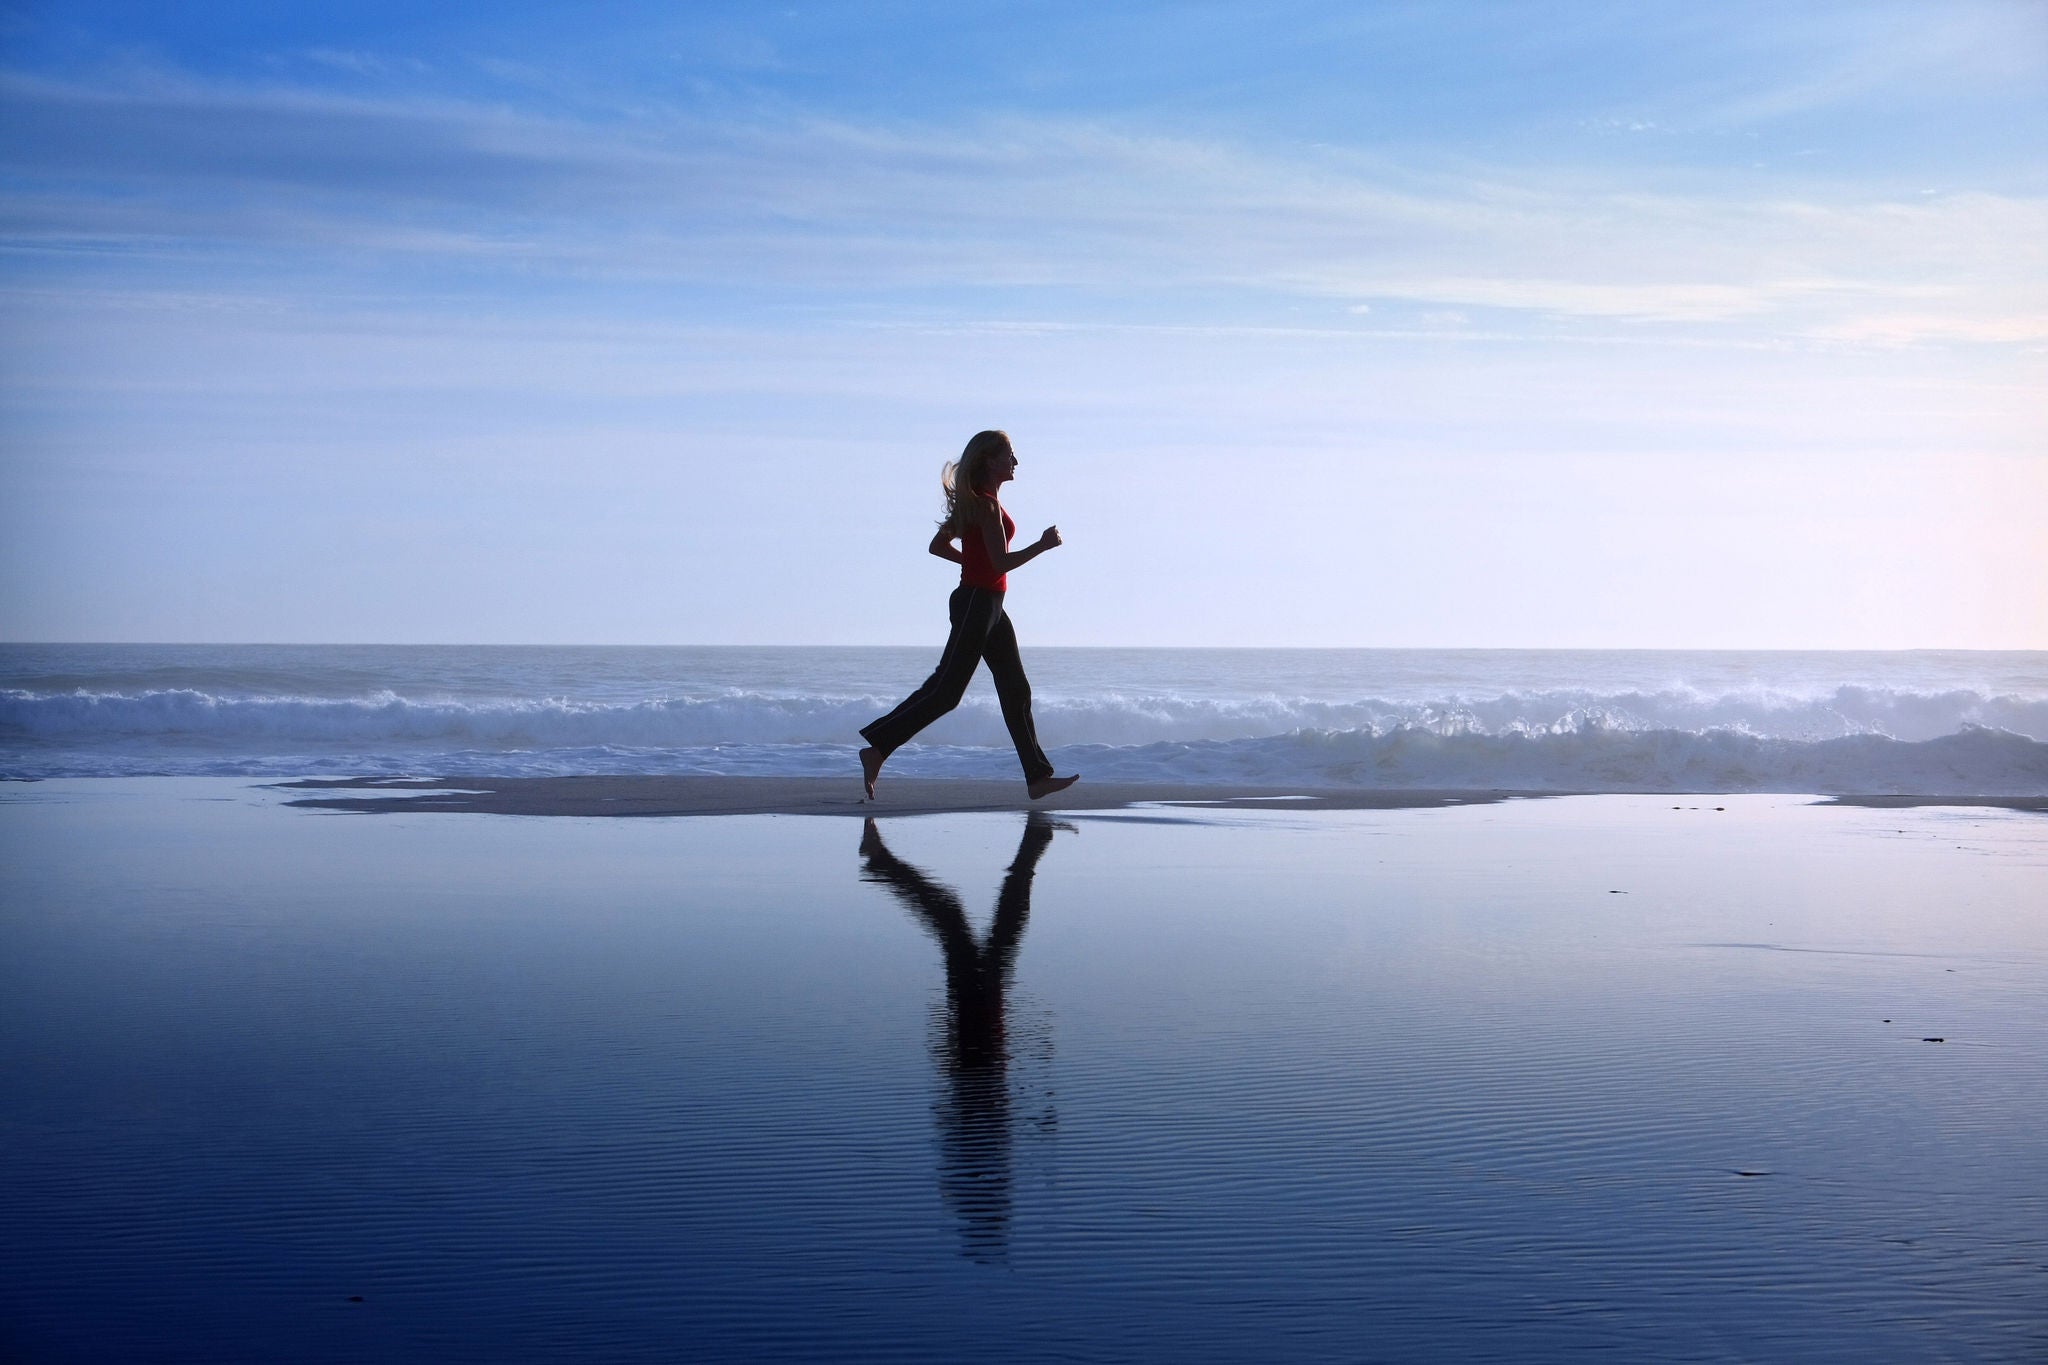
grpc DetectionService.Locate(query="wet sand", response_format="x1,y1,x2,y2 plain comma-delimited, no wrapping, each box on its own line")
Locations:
4,780,2045,1362
276,774,1557,817
276,775,2048,819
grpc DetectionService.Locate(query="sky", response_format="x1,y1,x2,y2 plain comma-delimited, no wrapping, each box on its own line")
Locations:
2,0,2044,648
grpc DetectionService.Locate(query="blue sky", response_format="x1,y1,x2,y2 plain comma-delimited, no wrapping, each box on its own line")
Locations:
3,1,2044,646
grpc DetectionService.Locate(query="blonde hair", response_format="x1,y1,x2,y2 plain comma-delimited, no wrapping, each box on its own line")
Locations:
939,429,1012,532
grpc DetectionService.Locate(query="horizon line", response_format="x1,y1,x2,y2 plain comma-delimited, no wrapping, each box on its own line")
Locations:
5,641,2045,654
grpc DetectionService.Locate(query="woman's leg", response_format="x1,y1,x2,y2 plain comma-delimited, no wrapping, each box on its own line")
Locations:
861,587,1002,762
977,605,1056,784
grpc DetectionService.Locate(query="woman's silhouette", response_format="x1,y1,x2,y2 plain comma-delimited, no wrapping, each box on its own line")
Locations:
859,813,1065,1262
860,430,1079,801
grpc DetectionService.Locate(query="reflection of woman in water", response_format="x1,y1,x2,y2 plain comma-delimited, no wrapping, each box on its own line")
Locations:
860,430,1079,802
859,813,1063,1263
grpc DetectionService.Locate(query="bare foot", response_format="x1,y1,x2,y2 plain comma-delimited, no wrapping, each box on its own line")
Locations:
1027,774,1079,801
860,746,884,800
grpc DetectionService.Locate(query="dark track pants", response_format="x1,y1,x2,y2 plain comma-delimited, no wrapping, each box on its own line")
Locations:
861,585,1055,783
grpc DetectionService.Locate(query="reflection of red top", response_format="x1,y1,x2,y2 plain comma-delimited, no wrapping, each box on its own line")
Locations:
959,494,1015,591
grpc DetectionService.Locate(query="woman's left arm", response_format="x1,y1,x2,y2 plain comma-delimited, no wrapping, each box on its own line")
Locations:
993,523,1061,574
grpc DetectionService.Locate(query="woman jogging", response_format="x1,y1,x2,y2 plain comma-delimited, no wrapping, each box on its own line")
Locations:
860,430,1079,802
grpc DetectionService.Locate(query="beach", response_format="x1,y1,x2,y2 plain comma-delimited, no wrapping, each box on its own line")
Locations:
5,646,2045,1358
275,773,2048,818
10,0,2046,1357
276,774,1563,817
4,777,2044,1362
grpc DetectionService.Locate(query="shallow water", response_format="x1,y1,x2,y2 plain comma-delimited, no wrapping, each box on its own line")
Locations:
3,782,2045,1362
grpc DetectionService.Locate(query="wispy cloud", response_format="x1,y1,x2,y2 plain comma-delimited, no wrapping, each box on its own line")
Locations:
1695,2,2048,128
2,68,2043,346
301,49,431,79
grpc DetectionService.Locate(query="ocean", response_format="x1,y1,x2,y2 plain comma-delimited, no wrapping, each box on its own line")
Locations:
3,644,2046,794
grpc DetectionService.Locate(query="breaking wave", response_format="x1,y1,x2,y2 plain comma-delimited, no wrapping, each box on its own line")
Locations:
5,684,2044,794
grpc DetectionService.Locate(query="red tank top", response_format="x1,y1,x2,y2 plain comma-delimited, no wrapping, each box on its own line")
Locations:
959,496,1015,591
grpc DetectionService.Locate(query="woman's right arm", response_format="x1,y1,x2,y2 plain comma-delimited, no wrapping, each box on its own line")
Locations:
928,526,964,565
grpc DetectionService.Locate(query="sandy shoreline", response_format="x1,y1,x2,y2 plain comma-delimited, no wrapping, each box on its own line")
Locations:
276,775,1550,817
272,775,2048,817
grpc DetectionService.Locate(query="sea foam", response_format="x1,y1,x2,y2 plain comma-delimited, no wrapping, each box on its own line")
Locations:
5,681,2045,793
